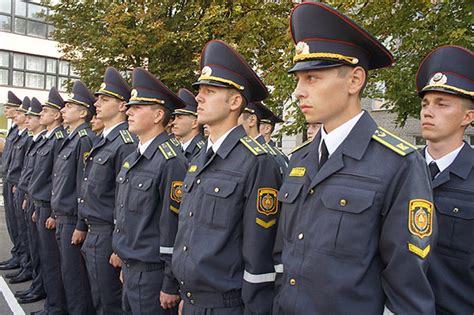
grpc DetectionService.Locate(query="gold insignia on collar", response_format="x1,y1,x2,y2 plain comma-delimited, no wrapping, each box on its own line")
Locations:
130,89,138,98
295,41,310,55
201,66,212,76
100,82,106,90
408,199,433,239
123,161,130,169
188,165,197,172
429,72,447,85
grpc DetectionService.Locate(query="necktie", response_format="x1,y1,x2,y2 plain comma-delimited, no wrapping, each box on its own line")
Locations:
429,161,440,180
319,140,329,169
205,148,215,163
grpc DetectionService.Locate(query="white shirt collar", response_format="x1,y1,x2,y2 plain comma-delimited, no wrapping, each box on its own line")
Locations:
32,130,45,141
425,143,465,173
320,111,364,158
181,138,193,151
18,128,27,136
102,121,125,139
206,126,238,153
138,136,156,155
45,125,61,139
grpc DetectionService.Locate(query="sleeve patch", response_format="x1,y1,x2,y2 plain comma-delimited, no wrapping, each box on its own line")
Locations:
119,130,134,144
78,129,88,137
408,199,433,239
158,142,177,160
240,136,267,156
408,243,431,259
289,139,312,154
372,126,417,156
256,218,276,229
55,130,64,140
257,188,278,216
170,181,183,203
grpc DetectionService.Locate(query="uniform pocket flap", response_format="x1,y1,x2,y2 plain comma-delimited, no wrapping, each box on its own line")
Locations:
131,176,153,191
59,150,72,160
322,186,375,214
37,149,49,156
93,154,110,165
436,196,474,219
203,178,237,198
278,183,303,203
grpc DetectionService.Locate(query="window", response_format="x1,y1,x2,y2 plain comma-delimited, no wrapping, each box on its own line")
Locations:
0,0,53,39
0,50,79,90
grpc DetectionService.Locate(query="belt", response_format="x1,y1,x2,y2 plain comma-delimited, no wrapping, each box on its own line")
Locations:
181,289,243,308
84,220,114,234
56,215,77,224
122,259,164,272
33,200,51,208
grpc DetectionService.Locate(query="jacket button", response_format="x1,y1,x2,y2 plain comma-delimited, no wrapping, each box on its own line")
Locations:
120,204,124,208
309,189,314,194
186,292,192,298
284,193,289,198
84,177,87,181
190,299,195,305
98,158,102,162
452,207,459,213
116,228,120,233
289,278,296,286
184,184,188,188
189,212,193,217
298,233,304,240
339,199,347,207
180,281,184,285
196,179,201,184
183,246,187,251
80,199,84,203
89,157,93,160
119,177,123,181
53,173,57,177
138,183,143,188
214,187,219,193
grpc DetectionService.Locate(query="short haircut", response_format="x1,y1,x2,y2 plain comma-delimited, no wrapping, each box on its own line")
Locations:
337,65,367,97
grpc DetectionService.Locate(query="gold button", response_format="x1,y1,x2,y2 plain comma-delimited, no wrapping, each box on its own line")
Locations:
196,179,201,184
186,292,192,298
309,189,314,194
214,187,220,193
289,278,296,286
284,193,289,198
339,199,347,207
298,233,304,240
453,207,459,214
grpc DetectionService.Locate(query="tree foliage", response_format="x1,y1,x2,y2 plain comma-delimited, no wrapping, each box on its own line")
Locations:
45,0,472,134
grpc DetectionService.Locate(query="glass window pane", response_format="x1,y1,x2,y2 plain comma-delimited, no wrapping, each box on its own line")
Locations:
46,59,56,73
25,72,44,89
15,0,26,16
46,75,56,89
13,71,24,87
14,18,26,34
0,69,8,85
0,1,11,14
47,24,55,38
27,20,47,38
25,55,45,72
0,15,10,31
13,54,24,69
0,51,9,67
59,76,69,92
59,61,69,76
70,64,79,77
27,3,46,21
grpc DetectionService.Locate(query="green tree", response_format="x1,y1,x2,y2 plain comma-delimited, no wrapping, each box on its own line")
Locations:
46,0,471,134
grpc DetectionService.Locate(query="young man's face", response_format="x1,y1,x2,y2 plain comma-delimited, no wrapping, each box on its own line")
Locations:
306,123,322,141
195,85,237,126
238,112,255,135
293,67,350,125
25,115,41,132
94,94,124,122
420,91,474,143
14,111,26,126
4,105,16,119
172,114,196,138
61,102,86,125
40,106,60,126
126,104,161,136
90,115,105,133
259,122,272,136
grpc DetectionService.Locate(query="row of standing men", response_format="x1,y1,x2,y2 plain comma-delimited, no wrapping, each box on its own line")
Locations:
0,2,473,315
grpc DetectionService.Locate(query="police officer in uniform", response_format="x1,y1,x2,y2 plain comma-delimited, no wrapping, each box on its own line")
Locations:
0,91,22,270
80,67,136,315
273,3,436,314
259,112,289,165
6,97,33,284
15,97,47,303
52,80,97,315
112,67,188,315
416,45,474,315
172,40,282,314
29,87,68,315
172,88,205,162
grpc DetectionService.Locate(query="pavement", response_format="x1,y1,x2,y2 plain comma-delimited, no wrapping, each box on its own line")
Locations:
0,182,44,315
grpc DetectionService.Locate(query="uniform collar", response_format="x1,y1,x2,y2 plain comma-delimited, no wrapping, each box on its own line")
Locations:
46,125,62,139
426,142,473,180
181,138,193,152
425,143,464,174
68,122,89,139
320,111,364,157
102,121,126,139
139,131,170,159
255,134,266,145
18,128,27,136
206,125,239,155
33,129,47,141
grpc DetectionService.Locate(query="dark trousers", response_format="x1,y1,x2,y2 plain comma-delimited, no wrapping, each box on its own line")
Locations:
122,263,176,315
35,202,67,315
82,226,122,315
13,188,30,269
3,181,19,260
56,218,95,315
182,303,244,315
24,200,44,294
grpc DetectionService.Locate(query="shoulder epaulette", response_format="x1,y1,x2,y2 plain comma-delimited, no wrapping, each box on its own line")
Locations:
78,129,88,138
372,126,417,156
159,141,177,160
119,130,134,144
273,145,287,157
289,139,312,154
196,139,205,149
55,130,64,140
240,136,267,156
263,143,277,156
169,137,180,147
